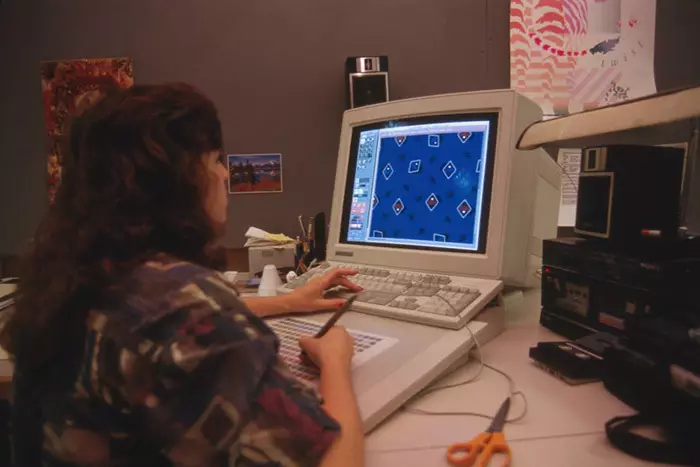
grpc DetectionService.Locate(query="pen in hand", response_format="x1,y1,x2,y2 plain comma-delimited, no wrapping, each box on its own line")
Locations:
300,294,359,363
313,294,358,338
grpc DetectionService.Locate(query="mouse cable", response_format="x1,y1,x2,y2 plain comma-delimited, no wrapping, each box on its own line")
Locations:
402,295,529,424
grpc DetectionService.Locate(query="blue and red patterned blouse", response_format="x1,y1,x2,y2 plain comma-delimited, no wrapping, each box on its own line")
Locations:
34,255,340,466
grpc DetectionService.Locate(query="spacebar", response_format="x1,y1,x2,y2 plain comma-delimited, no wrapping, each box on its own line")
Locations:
356,291,397,306
326,290,394,305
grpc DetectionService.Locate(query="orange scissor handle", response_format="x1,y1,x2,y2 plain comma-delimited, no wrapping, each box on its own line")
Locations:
447,432,512,467
478,432,511,467
446,432,491,466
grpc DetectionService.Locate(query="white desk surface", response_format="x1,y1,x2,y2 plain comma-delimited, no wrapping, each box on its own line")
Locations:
0,285,662,465
367,433,660,467
364,290,660,466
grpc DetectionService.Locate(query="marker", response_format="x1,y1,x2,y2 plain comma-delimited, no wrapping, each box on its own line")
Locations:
298,215,307,238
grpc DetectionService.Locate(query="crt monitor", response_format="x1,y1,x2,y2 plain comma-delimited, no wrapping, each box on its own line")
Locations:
340,114,498,254
327,89,561,286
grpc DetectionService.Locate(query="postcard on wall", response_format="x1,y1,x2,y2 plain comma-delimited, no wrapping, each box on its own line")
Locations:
228,153,283,194
40,57,134,203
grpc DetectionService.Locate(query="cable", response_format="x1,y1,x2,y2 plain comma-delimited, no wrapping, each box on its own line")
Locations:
400,301,529,424
312,270,530,423
411,295,484,398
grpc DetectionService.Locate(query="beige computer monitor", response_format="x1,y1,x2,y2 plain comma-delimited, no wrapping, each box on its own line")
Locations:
327,89,560,287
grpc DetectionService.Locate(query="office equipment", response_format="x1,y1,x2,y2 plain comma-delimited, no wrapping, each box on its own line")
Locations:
286,262,499,329
446,397,512,466
528,332,618,385
268,306,502,432
601,339,700,466
540,237,700,339
325,89,560,289
345,56,389,109
248,244,296,275
278,89,554,431
517,86,700,239
270,316,397,382
312,211,327,261
575,145,685,242
284,89,560,314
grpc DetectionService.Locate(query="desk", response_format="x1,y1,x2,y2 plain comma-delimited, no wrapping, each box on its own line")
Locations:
364,290,662,466
0,285,661,465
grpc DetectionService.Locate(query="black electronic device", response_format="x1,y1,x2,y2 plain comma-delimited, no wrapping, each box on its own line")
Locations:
540,237,700,339
601,341,700,465
530,342,597,385
345,56,389,109
312,212,327,262
575,145,685,243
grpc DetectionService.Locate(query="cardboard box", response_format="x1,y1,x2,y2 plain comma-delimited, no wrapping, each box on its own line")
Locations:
248,244,296,274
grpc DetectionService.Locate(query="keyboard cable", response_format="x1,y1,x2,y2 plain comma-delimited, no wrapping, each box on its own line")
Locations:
401,294,529,424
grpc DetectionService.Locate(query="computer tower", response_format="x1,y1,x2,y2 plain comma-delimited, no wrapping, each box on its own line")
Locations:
575,145,685,243
345,56,389,109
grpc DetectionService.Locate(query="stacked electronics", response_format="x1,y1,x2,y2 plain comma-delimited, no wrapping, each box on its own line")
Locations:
540,144,699,338
539,144,700,465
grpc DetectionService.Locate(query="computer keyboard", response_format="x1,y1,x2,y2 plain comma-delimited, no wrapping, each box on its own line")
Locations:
279,262,503,329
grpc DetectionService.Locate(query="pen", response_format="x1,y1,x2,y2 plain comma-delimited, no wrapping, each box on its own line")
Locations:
313,294,359,338
300,295,358,365
298,215,307,238
299,294,357,365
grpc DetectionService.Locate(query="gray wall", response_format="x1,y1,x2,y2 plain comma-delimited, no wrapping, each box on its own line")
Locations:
0,0,699,255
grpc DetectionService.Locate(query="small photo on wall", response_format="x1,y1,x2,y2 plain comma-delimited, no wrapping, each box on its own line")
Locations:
228,153,283,194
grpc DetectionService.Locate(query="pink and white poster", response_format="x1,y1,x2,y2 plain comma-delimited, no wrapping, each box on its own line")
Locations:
510,0,657,117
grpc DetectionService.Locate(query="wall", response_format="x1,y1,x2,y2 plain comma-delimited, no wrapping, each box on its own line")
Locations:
0,0,699,255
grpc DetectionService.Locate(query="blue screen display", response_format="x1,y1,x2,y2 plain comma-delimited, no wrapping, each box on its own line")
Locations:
340,114,498,253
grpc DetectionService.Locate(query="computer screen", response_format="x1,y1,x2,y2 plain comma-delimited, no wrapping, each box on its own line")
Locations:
340,113,499,253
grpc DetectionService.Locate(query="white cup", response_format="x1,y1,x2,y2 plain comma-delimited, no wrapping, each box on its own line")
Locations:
259,264,283,297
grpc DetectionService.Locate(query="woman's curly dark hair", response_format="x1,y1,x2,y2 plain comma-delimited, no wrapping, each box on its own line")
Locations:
2,83,224,377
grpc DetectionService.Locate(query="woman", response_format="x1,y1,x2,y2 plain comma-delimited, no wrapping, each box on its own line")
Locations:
2,83,365,466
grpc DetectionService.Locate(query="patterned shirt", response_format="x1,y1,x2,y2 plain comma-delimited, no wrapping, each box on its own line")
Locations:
34,255,340,466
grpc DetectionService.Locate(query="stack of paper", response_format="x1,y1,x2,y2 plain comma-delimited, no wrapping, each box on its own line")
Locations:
0,282,17,361
244,227,296,248
0,283,16,312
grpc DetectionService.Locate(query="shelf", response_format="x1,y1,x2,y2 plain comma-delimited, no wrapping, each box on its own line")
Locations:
516,86,700,157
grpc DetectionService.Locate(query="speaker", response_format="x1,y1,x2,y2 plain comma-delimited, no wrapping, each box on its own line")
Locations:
574,145,685,243
345,56,389,109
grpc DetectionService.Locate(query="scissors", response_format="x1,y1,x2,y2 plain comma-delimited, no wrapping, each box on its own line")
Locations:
446,397,512,467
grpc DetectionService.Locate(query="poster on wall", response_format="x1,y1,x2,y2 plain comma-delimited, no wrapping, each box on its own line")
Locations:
227,153,283,194
510,0,657,117
510,0,657,225
40,57,134,204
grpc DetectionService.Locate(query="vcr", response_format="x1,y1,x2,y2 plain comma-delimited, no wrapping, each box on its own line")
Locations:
540,237,700,339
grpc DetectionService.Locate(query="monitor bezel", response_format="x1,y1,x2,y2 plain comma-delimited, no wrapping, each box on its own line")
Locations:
327,90,529,280
339,112,499,254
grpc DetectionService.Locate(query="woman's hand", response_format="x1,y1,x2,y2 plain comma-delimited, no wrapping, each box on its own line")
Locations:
285,268,363,313
299,326,355,371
